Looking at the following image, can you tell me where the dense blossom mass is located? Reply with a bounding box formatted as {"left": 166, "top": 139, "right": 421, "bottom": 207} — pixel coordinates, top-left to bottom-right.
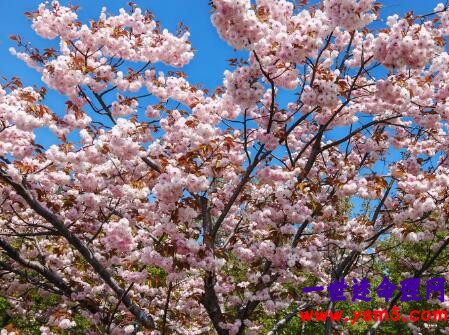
{"left": 1, "top": 0, "right": 449, "bottom": 334}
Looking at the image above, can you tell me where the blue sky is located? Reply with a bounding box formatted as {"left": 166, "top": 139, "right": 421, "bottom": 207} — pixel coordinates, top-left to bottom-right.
{"left": 0, "top": 1, "right": 245, "bottom": 98}
{"left": 0, "top": 0, "right": 440, "bottom": 103}
{"left": 0, "top": 0, "right": 442, "bottom": 153}
{"left": 0, "top": 0, "right": 442, "bottom": 220}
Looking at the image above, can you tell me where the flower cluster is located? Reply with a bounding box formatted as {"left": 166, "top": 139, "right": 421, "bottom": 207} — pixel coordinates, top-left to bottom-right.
{"left": 323, "top": 0, "right": 377, "bottom": 30}
{"left": 102, "top": 218, "right": 136, "bottom": 253}
{"left": 373, "top": 16, "right": 437, "bottom": 69}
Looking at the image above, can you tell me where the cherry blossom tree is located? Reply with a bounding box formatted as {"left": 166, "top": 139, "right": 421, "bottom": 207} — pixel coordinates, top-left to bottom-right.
{"left": 1, "top": 0, "right": 449, "bottom": 334}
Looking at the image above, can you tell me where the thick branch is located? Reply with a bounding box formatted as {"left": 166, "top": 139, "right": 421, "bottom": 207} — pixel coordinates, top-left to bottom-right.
{"left": 0, "top": 238, "right": 71, "bottom": 296}
{"left": 201, "top": 272, "right": 228, "bottom": 335}
{"left": 0, "top": 171, "right": 155, "bottom": 329}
